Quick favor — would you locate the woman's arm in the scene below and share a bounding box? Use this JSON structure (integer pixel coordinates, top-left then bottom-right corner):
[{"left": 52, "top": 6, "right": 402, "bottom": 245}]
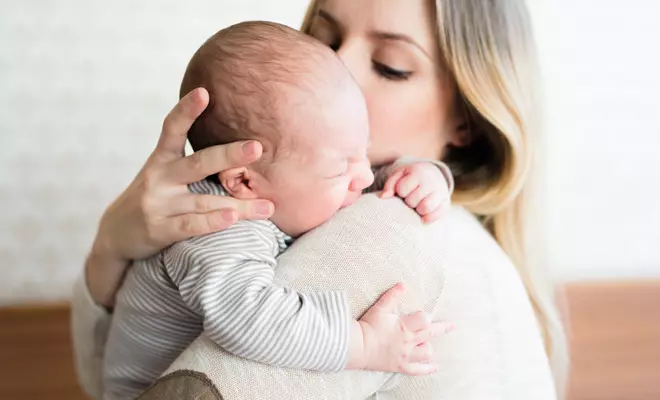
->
[{"left": 71, "top": 88, "right": 275, "bottom": 398}]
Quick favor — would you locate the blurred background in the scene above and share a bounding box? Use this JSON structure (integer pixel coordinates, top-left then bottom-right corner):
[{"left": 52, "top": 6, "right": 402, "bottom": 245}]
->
[{"left": 0, "top": 0, "right": 658, "bottom": 399}]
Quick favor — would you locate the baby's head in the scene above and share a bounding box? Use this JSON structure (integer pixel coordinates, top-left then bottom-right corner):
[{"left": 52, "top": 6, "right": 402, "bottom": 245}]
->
[{"left": 180, "top": 21, "right": 373, "bottom": 237}]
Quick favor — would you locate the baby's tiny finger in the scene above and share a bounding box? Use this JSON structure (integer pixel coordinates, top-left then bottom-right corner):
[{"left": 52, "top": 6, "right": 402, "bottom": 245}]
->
[
  {"left": 430, "top": 321, "right": 456, "bottom": 336},
  {"left": 422, "top": 209, "right": 444, "bottom": 224},
  {"left": 401, "top": 311, "right": 432, "bottom": 332},
  {"left": 382, "top": 169, "right": 406, "bottom": 198},
  {"left": 412, "top": 328, "right": 434, "bottom": 346},
  {"left": 409, "top": 343, "right": 434, "bottom": 363},
  {"left": 380, "top": 189, "right": 394, "bottom": 199},
  {"left": 399, "top": 362, "right": 438, "bottom": 376},
  {"left": 396, "top": 174, "right": 419, "bottom": 198},
  {"left": 368, "top": 283, "right": 407, "bottom": 314},
  {"left": 405, "top": 185, "right": 431, "bottom": 209},
  {"left": 416, "top": 193, "right": 442, "bottom": 216}
]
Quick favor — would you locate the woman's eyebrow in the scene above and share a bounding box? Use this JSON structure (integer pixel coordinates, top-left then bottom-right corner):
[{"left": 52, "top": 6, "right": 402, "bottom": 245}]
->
[
  {"left": 369, "top": 31, "right": 432, "bottom": 59},
  {"left": 318, "top": 9, "right": 431, "bottom": 59}
]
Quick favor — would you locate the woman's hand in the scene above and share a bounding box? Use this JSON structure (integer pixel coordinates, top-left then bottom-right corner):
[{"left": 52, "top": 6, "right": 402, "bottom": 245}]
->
[{"left": 86, "top": 88, "right": 274, "bottom": 307}]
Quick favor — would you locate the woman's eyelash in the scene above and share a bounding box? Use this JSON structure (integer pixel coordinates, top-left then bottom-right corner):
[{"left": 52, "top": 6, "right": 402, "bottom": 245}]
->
[
  {"left": 314, "top": 29, "right": 412, "bottom": 82},
  {"left": 372, "top": 61, "right": 413, "bottom": 81}
]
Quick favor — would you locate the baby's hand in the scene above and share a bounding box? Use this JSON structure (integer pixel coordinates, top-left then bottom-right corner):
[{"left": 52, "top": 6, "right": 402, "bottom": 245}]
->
[
  {"left": 346, "top": 283, "right": 454, "bottom": 375},
  {"left": 380, "top": 163, "right": 451, "bottom": 223}
]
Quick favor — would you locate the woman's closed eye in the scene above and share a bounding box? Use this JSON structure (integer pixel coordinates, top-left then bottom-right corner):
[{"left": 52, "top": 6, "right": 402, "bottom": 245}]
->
[{"left": 373, "top": 61, "right": 413, "bottom": 81}]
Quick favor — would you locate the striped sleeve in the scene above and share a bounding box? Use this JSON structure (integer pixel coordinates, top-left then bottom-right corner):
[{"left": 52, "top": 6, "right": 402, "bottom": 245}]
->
[{"left": 163, "top": 220, "right": 351, "bottom": 372}]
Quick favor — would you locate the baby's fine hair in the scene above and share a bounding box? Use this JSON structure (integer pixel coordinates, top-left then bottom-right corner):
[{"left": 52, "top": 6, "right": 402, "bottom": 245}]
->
[{"left": 180, "top": 21, "right": 347, "bottom": 165}]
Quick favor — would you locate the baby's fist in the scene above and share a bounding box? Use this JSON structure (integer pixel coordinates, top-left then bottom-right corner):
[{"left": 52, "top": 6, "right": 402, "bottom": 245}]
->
[{"left": 381, "top": 163, "right": 451, "bottom": 223}]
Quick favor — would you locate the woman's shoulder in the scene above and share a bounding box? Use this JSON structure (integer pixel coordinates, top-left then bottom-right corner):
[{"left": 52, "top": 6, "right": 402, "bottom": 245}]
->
[
  {"left": 329, "top": 195, "right": 554, "bottom": 396},
  {"left": 337, "top": 194, "right": 507, "bottom": 263},
  {"left": 437, "top": 208, "right": 555, "bottom": 398},
  {"left": 443, "top": 206, "right": 511, "bottom": 265}
]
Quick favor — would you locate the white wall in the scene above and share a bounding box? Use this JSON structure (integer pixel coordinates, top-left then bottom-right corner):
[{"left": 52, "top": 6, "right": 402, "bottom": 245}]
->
[
  {"left": 532, "top": 0, "right": 660, "bottom": 280},
  {"left": 0, "top": 0, "right": 310, "bottom": 304},
  {"left": 0, "top": 0, "right": 658, "bottom": 304}
]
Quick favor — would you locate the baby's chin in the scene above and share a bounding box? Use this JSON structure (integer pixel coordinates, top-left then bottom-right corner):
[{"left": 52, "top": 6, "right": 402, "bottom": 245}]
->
[{"left": 340, "top": 190, "right": 362, "bottom": 209}]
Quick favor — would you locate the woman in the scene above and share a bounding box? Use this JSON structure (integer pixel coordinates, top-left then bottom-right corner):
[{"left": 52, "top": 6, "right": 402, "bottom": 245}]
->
[{"left": 72, "top": 0, "right": 567, "bottom": 398}]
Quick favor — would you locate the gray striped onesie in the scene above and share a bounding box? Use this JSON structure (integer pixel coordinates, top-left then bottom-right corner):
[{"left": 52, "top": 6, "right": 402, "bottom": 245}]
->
[
  {"left": 102, "top": 160, "right": 452, "bottom": 400},
  {"left": 103, "top": 179, "right": 353, "bottom": 400}
]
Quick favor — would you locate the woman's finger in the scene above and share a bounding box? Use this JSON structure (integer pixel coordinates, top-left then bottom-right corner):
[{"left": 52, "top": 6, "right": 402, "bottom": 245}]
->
[
  {"left": 166, "top": 211, "right": 240, "bottom": 241},
  {"left": 408, "top": 343, "right": 434, "bottom": 363},
  {"left": 155, "top": 88, "right": 210, "bottom": 159},
  {"left": 173, "top": 194, "right": 274, "bottom": 220},
  {"left": 168, "top": 140, "right": 263, "bottom": 185},
  {"left": 400, "top": 311, "right": 432, "bottom": 332},
  {"left": 366, "top": 283, "right": 406, "bottom": 314},
  {"left": 399, "top": 362, "right": 438, "bottom": 376}
]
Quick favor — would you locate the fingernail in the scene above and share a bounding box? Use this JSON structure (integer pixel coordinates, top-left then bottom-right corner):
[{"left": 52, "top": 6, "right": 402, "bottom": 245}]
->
[
  {"left": 221, "top": 209, "right": 237, "bottom": 223},
  {"left": 242, "top": 141, "right": 257, "bottom": 157},
  {"left": 255, "top": 201, "right": 273, "bottom": 217}
]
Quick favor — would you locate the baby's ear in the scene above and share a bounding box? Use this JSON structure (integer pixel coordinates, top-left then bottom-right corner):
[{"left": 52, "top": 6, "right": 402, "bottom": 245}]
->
[{"left": 219, "top": 167, "right": 259, "bottom": 199}]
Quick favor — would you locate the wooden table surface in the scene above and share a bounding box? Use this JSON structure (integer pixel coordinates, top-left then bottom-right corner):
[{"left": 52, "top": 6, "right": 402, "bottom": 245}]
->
[
  {"left": 0, "top": 303, "right": 86, "bottom": 400},
  {"left": 1, "top": 280, "right": 659, "bottom": 400},
  {"left": 563, "top": 280, "right": 660, "bottom": 400}
]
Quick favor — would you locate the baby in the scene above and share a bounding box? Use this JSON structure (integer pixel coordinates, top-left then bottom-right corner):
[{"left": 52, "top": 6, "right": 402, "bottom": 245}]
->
[{"left": 103, "top": 21, "right": 453, "bottom": 400}]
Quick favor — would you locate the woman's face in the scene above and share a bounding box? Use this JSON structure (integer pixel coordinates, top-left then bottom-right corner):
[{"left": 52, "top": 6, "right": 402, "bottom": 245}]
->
[{"left": 308, "top": 0, "right": 462, "bottom": 166}]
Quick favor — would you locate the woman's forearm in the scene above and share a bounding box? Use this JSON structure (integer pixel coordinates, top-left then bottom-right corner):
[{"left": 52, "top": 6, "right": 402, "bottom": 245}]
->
[
  {"left": 72, "top": 266, "right": 115, "bottom": 399},
  {"left": 85, "top": 237, "right": 130, "bottom": 308}
]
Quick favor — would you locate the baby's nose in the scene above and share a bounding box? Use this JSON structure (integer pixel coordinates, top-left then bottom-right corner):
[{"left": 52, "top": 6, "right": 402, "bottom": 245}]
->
[{"left": 350, "top": 164, "right": 374, "bottom": 191}]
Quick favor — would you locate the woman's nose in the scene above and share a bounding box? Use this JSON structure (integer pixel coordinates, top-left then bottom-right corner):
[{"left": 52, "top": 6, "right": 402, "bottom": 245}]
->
[{"left": 336, "top": 40, "right": 368, "bottom": 89}]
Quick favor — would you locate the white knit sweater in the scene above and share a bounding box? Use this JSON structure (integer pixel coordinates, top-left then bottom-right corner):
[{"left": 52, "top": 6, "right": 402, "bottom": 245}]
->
[{"left": 72, "top": 194, "right": 556, "bottom": 399}]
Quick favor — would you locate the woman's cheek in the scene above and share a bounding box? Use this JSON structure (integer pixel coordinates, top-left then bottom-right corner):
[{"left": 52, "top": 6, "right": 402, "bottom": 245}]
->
[{"left": 367, "top": 97, "right": 411, "bottom": 158}]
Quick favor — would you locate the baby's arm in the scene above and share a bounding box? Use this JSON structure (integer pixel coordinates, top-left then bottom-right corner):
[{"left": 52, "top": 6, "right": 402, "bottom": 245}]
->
[
  {"left": 164, "top": 220, "right": 440, "bottom": 374},
  {"left": 371, "top": 158, "right": 454, "bottom": 223}
]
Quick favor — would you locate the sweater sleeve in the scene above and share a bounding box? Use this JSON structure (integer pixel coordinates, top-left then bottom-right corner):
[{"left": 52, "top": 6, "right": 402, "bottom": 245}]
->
[
  {"left": 71, "top": 272, "right": 112, "bottom": 400},
  {"left": 163, "top": 221, "right": 351, "bottom": 372}
]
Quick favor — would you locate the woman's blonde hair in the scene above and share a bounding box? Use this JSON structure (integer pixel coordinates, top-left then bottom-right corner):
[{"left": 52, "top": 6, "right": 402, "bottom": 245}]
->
[{"left": 302, "top": 0, "right": 569, "bottom": 394}]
